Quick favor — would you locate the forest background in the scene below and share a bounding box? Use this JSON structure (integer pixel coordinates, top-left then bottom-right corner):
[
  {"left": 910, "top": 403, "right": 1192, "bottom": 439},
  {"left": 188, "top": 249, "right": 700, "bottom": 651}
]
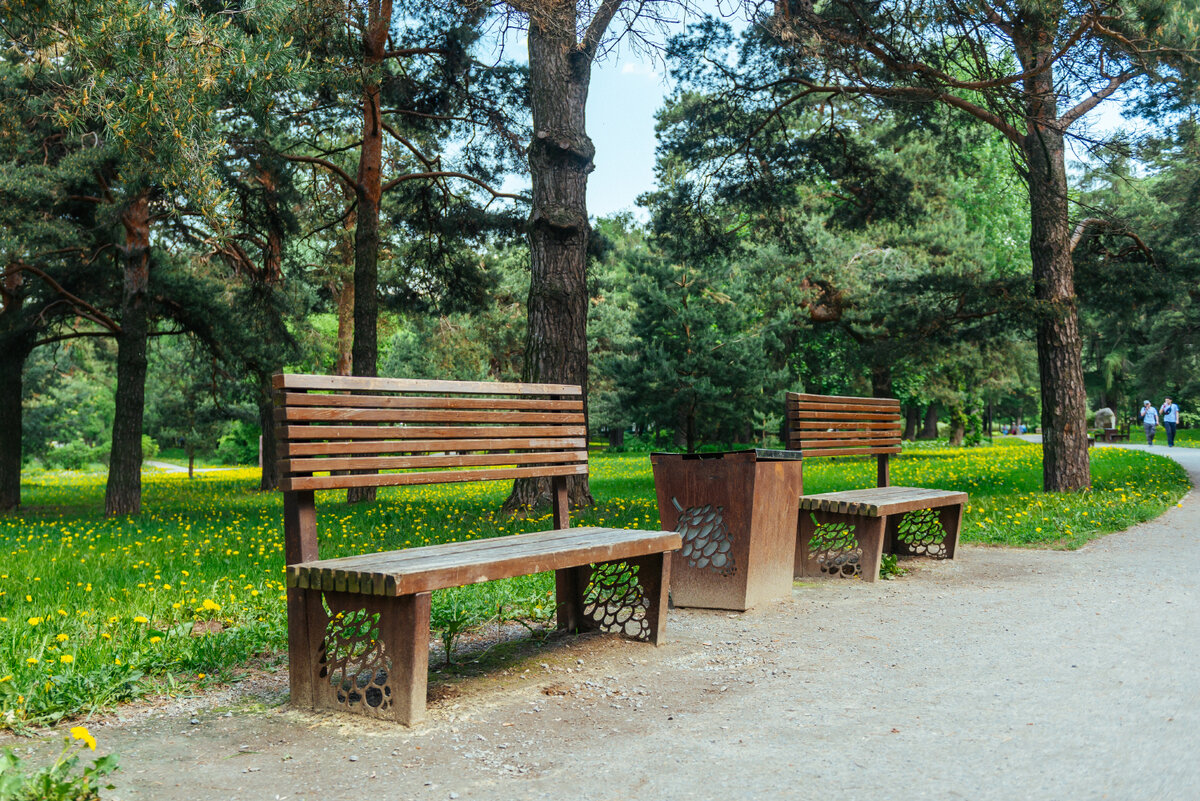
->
[{"left": 4, "top": 0, "right": 1200, "bottom": 516}]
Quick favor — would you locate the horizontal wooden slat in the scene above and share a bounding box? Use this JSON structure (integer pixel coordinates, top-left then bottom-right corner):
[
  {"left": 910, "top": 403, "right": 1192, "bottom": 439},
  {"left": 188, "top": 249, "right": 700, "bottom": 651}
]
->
[
  {"left": 786, "top": 392, "right": 900, "bottom": 408},
  {"left": 287, "top": 526, "right": 682, "bottom": 596},
  {"left": 788, "top": 438, "right": 901, "bottom": 449},
  {"left": 787, "top": 411, "right": 901, "bottom": 422},
  {"left": 786, "top": 400, "right": 902, "bottom": 414},
  {"left": 274, "top": 373, "right": 581, "bottom": 396},
  {"left": 281, "top": 424, "right": 588, "bottom": 441},
  {"left": 281, "top": 463, "right": 587, "bottom": 492},
  {"left": 281, "top": 392, "right": 583, "bottom": 412},
  {"left": 788, "top": 421, "right": 900, "bottom": 431},
  {"left": 785, "top": 430, "right": 901, "bottom": 440},
  {"left": 281, "top": 451, "right": 588, "bottom": 474},
  {"left": 277, "top": 407, "right": 585, "bottom": 425},
  {"left": 786, "top": 445, "right": 902, "bottom": 457},
  {"left": 281, "top": 437, "right": 587, "bottom": 456}
]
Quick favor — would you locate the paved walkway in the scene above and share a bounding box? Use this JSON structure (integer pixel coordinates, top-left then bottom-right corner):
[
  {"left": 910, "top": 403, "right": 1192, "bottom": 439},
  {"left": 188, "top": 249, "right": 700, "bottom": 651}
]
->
[{"left": 67, "top": 446, "right": 1200, "bottom": 800}]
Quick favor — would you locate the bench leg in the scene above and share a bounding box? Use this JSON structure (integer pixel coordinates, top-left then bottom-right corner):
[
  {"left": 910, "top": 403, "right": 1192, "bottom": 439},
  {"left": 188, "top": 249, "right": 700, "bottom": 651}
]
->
[
  {"left": 555, "top": 565, "right": 592, "bottom": 634},
  {"left": 287, "top": 587, "right": 318, "bottom": 710},
  {"left": 938, "top": 503, "right": 963, "bottom": 559},
  {"left": 890, "top": 505, "right": 963, "bottom": 560},
  {"left": 797, "top": 510, "right": 882, "bottom": 580},
  {"left": 299, "top": 589, "right": 431, "bottom": 726},
  {"left": 626, "top": 552, "right": 670, "bottom": 645},
  {"left": 558, "top": 556, "right": 670, "bottom": 644},
  {"left": 856, "top": 517, "right": 886, "bottom": 583}
]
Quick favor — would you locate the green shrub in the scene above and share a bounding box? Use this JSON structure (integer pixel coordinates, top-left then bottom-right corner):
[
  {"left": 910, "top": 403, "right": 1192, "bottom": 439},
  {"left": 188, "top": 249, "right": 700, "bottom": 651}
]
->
[
  {"left": 42, "top": 442, "right": 94, "bottom": 472},
  {"left": 215, "top": 421, "right": 259, "bottom": 465}
]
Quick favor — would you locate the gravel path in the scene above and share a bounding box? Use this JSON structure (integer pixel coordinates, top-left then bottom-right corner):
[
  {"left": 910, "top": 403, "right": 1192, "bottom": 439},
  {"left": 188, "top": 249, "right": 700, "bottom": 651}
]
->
[{"left": 35, "top": 444, "right": 1200, "bottom": 800}]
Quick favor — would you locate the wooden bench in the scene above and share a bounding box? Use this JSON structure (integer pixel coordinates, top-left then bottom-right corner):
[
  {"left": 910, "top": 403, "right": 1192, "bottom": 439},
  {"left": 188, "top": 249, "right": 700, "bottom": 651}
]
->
[
  {"left": 275, "top": 373, "right": 681, "bottom": 725},
  {"left": 785, "top": 392, "right": 968, "bottom": 582}
]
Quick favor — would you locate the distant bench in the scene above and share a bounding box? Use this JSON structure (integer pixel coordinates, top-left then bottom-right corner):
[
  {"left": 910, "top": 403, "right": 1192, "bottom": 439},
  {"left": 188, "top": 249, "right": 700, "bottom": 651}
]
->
[
  {"left": 785, "top": 392, "right": 967, "bottom": 582},
  {"left": 275, "top": 373, "right": 680, "bottom": 725}
]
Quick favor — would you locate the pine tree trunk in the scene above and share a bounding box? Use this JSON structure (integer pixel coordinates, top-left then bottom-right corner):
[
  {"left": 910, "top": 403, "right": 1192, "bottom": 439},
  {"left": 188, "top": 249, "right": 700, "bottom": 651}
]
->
[
  {"left": 0, "top": 340, "right": 30, "bottom": 512},
  {"left": 948, "top": 411, "right": 965, "bottom": 446},
  {"left": 333, "top": 274, "right": 354, "bottom": 376},
  {"left": 257, "top": 371, "right": 281, "bottom": 491},
  {"left": 347, "top": 0, "right": 391, "bottom": 505},
  {"left": 870, "top": 364, "right": 893, "bottom": 398},
  {"left": 918, "top": 404, "right": 939, "bottom": 439},
  {"left": 503, "top": 6, "right": 600, "bottom": 513},
  {"left": 105, "top": 193, "right": 151, "bottom": 517},
  {"left": 1022, "top": 72, "right": 1090, "bottom": 491}
]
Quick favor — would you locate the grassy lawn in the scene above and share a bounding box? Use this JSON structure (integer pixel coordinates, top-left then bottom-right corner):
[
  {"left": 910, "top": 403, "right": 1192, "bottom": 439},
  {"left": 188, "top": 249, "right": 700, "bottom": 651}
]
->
[{"left": 0, "top": 439, "right": 1188, "bottom": 729}]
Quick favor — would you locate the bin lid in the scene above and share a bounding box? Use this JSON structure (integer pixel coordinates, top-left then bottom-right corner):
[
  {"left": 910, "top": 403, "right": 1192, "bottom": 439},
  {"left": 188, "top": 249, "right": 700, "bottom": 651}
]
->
[{"left": 650, "top": 448, "right": 802, "bottom": 461}]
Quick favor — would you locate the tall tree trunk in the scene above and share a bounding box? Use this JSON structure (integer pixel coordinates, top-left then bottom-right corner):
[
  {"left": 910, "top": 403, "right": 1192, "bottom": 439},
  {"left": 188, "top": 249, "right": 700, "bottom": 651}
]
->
[
  {"left": 333, "top": 274, "right": 355, "bottom": 376},
  {"left": 902, "top": 405, "right": 919, "bottom": 441},
  {"left": 105, "top": 193, "right": 151, "bottom": 517},
  {"left": 257, "top": 371, "right": 281, "bottom": 491},
  {"left": 948, "top": 409, "right": 965, "bottom": 446},
  {"left": 504, "top": 4, "right": 605, "bottom": 513},
  {"left": 347, "top": 0, "right": 391, "bottom": 505},
  {"left": 918, "top": 403, "right": 939, "bottom": 439},
  {"left": 0, "top": 339, "right": 31, "bottom": 512},
  {"left": 1022, "top": 62, "right": 1090, "bottom": 491},
  {"left": 870, "top": 364, "right": 893, "bottom": 398}
]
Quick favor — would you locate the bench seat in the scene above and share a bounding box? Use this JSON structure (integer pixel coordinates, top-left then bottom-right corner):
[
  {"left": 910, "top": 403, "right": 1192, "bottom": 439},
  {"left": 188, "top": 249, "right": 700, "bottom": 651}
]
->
[
  {"left": 288, "top": 527, "right": 681, "bottom": 596},
  {"left": 797, "top": 487, "right": 968, "bottom": 518}
]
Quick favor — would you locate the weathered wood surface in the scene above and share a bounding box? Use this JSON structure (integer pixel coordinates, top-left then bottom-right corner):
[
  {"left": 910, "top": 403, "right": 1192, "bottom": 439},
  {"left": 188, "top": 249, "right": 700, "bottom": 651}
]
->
[
  {"left": 784, "top": 391, "right": 905, "bottom": 465},
  {"left": 274, "top": 373, "right": 582, "bottom": 396},
  {"left": 797, "top": 486, "right": 969, "bottom": 517},
  {"left": 274, "top": 373, "right": 589, "bottom": 492},
  {"left": 287, "top": 526, "right": 682, "bottom": 597}
]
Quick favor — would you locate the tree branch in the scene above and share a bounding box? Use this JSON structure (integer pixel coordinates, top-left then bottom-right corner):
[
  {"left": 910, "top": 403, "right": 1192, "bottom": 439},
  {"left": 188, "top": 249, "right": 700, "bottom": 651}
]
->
[
  {"left": 281, "top": 153, "right": 356, "bottom": 190},
  {"left": 1059, "top": 70, "right": 1136, "bottom": 129},
  {"left": 3, "top": 263, "right": 121, "bottom": 333},
  {"left": 582, "top": 0, "right": 623, "bottom": 60},
  {"left": 382, "top": 171, "right": 529, "bottom": 202}
]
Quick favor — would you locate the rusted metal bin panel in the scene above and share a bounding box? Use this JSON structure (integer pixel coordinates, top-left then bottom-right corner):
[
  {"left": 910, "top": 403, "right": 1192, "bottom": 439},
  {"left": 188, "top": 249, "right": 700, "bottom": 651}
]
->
[{"left": 650, "top": 450, "right": 803, "bottom": 611}]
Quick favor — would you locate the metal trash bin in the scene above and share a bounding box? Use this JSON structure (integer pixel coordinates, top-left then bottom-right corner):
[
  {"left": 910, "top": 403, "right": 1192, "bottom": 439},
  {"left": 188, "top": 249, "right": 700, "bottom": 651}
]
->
[{"left": 650, "top": 449, "right": 803, "bottom": 611}]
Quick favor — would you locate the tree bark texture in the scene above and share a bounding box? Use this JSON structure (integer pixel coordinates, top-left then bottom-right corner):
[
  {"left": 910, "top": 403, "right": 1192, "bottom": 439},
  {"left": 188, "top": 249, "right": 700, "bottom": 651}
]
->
[
  {"left": 918, "top": 404, "right": 939, "bottom": 439},
  {"left": 504, "top": 5, "right": 602, "bottom": 512},
  {"left": 0, "top": 340, "right": 31, "bottom": 512},
  {"left": 105, "top": 194, "right": 151, "bottom": 517},
  {"left": 902, "top": 405, "right": 918, "bottom": 441},
  {"left": 333, "top": 273, "right": 355, "bottom": 376},
  {"left": 347, "top": 0, "right": 391, "bottom": 505},
  {"left": 1019, "top": 52, "right": 1091, "bottom": 491},
  {"left": 257, "top": 371, "right": 281, "bottom": 491},
  {"left": 870, "top": 364, "right": 893, "bottom": 399}
]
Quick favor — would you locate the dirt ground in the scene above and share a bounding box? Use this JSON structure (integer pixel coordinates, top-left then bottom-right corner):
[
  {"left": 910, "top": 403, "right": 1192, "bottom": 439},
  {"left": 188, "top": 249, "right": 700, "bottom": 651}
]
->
[{"left": 7, "top": 442, "right": 1199, "bottom": 801}]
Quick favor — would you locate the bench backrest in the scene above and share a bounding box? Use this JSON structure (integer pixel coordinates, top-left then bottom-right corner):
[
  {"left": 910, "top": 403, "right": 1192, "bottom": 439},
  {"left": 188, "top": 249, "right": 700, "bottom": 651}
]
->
[
  {"left": 274, "top": 373, "right": 587, "bottom": 565},
  {"left": 784, "top": 392, "right": 902, "bottom": 487},
  {"left": 274, "top": 373, "right": 587, "bottom": 492}
]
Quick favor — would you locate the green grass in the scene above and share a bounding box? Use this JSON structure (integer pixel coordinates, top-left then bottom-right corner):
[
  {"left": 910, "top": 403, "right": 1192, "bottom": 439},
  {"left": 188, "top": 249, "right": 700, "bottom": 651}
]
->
[
  {"left": 0, "top": 440, "right": 1188, "bottom": 729},
  {"left": 1166, "top": 429, "right": 1200, "bottom": 447}
]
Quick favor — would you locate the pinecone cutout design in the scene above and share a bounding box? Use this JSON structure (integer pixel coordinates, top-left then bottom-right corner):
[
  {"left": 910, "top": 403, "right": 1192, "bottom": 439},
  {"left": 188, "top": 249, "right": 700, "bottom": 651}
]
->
[{"left": 672, "top": 498, "right": 736, "bottom": 576}]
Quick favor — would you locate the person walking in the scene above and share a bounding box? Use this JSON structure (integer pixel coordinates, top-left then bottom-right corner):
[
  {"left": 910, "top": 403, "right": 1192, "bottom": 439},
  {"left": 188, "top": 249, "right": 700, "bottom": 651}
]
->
[
  {"left": 1160, "top": 397, "right": 1180, "bottom": 447},
  {"left": 1139, "top": 400, "right": 1159, "bottom": 445}
]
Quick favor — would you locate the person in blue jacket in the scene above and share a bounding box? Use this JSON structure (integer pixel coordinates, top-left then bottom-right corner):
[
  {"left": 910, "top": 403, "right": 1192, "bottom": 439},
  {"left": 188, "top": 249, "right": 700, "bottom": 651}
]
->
[
  {"left": 1139, "top": 400, "right": 1159, "bottom": 445},
  {"left": 1160, "top": 397, "right": 1180, "bottom": 447}
]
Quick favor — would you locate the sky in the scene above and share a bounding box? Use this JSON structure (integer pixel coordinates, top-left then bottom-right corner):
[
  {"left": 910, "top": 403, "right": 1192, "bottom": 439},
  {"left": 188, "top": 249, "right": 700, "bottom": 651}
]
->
[{"left": 585, "top": 51, "right": 675, "bottom": 218}]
